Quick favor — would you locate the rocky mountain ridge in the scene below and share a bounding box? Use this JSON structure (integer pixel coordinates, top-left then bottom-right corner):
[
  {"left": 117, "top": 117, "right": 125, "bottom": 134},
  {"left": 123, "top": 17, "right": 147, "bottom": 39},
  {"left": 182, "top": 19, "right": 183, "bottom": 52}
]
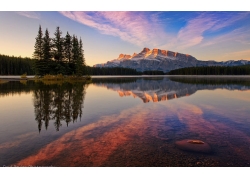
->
[{"left": 93, "top": 48, "right": 250, "bottom": 72}]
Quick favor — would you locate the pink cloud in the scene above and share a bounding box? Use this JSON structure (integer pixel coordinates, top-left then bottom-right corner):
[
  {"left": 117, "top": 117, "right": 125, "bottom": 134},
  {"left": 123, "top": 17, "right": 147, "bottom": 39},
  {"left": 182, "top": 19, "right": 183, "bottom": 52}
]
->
[
  {"left": 59, "top": 11, "right": 169, "bottom": 47},
  {"left": 159, "top": 13, "right": 218, "bottom": 51},
  {"left": 174, "top": 13, "right": 217, "bottom": 49}
]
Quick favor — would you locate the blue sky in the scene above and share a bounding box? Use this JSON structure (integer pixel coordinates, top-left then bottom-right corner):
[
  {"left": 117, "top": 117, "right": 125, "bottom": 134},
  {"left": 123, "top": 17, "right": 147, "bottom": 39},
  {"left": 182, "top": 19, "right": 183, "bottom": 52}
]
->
[{"left": 0, "top": 11, "right": 249, "bottom": 66}]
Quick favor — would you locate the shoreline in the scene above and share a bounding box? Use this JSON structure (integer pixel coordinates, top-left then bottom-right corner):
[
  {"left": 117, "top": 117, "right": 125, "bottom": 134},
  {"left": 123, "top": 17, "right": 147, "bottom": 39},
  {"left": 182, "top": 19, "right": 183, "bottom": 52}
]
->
[{"left": 1, "top": 75, "right": 250, "bottom": 81}]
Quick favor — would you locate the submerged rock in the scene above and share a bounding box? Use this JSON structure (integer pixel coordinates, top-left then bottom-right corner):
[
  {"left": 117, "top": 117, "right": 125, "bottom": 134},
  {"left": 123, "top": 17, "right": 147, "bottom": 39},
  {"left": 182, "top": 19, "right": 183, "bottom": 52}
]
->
[{"left": 175, "top": 139, "right": 212, "bottom": 153}]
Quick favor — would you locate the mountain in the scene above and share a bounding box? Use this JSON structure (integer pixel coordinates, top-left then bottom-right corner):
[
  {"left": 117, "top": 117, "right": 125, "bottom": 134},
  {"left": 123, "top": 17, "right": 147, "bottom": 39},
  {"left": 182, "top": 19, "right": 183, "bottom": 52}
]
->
[{"left": 93, "top": 48, "right": 250, "bottom": 72}]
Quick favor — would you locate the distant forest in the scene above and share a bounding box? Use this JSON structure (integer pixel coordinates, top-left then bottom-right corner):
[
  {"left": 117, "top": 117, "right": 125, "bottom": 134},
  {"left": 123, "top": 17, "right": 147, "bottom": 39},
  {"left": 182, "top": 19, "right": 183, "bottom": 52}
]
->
[
  {"left": 84, "top": 67, "right": 165, "bottom": 75},
  {"left": 0, "top": 54, "right": 35, "bottom": 75},
  {"left": 85, "top": 66, "right": 141, "bottom": 75},
  {"left": 168, "top": 65, "right": 250, "bottom": 75}
]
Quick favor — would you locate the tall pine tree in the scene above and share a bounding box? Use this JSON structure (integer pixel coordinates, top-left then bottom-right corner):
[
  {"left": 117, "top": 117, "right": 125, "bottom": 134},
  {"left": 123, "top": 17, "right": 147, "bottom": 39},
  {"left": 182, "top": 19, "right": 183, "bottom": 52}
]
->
[
  {"left": 39, "top": 28, "right": 52, "bottom": 75},
  {"left": 71, "top": 35, "right": 79, "bottom": 75},
  {"left": 43, "top": 28, "right": 52, "bottom": 62},
  {"left": 33, "top": 25, "right": 45, "bottom": 75},
  {"left": 79, "top": 38, "right": 85, "bottom": 66},
  {"left": 53, "top": 27, "right": 64, "bottom": 62},
  {"left": 76, "top": 38, "right": 85, "bottom": 76},
  {"left": 33, "top": 25, "right": 43, "bottom": 60},
  {"left": 64, "top": 31, "right": 72, "bottom": 63}
]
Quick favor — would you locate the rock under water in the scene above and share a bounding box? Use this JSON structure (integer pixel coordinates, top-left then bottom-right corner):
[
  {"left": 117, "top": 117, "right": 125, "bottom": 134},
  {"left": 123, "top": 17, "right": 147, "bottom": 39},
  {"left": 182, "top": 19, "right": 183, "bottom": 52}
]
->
[{"left": 175, "top": 139, "right": 212, "bottom": 153}]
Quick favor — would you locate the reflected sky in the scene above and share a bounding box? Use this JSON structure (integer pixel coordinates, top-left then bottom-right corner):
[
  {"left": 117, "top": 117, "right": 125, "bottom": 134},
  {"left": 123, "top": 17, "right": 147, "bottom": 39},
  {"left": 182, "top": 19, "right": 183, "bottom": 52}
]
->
[{"left": 1, "top": 77, "right": 250, "bottom": 166}]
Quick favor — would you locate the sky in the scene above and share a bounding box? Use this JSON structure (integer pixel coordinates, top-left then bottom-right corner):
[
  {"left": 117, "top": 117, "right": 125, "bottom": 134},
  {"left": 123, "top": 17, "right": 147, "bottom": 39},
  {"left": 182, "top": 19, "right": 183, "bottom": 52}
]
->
[{"left": 0, "top": 3, "right": 250, "bottom": 66}]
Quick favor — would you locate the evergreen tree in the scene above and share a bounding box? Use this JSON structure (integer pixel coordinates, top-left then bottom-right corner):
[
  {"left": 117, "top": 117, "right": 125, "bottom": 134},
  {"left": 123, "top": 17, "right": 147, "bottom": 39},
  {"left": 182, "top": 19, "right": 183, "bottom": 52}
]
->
[
  {"left": 33, "top": 25, "right": 43, "bottom": 60},
  {"left": 79, "top": 38, "right": 85, "bottom": 66},
  {"left": 37, "top": 28, "right": 52, "bottom": 75},
  {"left": 76, "top": 38, "right": 85, "bottom": 76},
  {"left": 71, "top": 35, "right": 79, "bottom": 74},
  {"left": 64, "top": 31, "right": 72, "bottom": 63},
  {"left": 71, "top": 35, "right": 79, "bottom": 64},
  {"left": 53, "top": 27, "right": 64, "bottom": 62},
  {"left": 43, "top": 28, "right": 52, "bottom": 61}
]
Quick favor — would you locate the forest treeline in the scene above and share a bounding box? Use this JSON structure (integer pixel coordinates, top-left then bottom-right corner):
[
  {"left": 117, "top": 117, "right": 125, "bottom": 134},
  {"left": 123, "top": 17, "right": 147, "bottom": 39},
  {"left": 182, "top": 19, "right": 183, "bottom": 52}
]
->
[
  {"left": 168, "top": 65, "right": 250, "bottom": 75},
  {"left": 85, "top": 67, "right": 166, "bottom": 75},
  {"left": 0, "top": 54, "right": 161, "bottom": 75},
  {"left": 0, "top": 54, "right": 35, "bottom": 75},
  {"left": 85, "top": 66, "right": 141, "bottom": 75}
]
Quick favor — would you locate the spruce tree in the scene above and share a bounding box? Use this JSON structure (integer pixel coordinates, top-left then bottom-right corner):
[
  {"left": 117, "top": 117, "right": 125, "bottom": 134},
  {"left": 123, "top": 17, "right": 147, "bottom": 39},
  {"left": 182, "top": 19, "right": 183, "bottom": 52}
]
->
[
  {"left": 79, "top": 38, "right": 85, "bottom": 66},
  {"left": 53, "top": 27, "right": 64, "bottom": 62},
  {"left": 39, "top": 28, "right": 52, "bottom": 75},
  {"left": 43, "top": 29, "right": 52, "bottom": 61},
  {"left": 33, "top": 25, "right": 43, "bottom": 60},
  {"left": 76, "top": 38, "right": 85, "bottom": 76},
  {"left": 71, "top": 35, "right": 79, "bottom": 74},
  {"left": 33, "top": 25, "right": 44, "bottom": 75},
  {"left": 71, "top": 35, "right": 79, "bottom": 64},
  {"left": 64, "top": 31, "right": 72, "bottom": 63}
]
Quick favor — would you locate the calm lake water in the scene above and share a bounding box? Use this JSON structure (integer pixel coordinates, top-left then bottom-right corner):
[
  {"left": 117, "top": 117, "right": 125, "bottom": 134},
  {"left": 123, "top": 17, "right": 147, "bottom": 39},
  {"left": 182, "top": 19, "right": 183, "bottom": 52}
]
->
[{"left": 1, "top": 76, "right": 250, "bottom": 167}]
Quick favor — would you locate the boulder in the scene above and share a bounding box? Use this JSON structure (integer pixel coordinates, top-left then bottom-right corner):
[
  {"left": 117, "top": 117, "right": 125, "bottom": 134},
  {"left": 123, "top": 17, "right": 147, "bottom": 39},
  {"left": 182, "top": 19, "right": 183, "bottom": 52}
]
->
[{"left": 175, "top": 139, "right": 212, "bottom": 153}]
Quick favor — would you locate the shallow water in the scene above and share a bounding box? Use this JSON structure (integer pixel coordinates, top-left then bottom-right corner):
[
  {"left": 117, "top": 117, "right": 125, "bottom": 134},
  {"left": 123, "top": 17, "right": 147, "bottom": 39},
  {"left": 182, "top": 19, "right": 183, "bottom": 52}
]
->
[{"left": 1, "top": 76, "right": 250, "bottom": 167}]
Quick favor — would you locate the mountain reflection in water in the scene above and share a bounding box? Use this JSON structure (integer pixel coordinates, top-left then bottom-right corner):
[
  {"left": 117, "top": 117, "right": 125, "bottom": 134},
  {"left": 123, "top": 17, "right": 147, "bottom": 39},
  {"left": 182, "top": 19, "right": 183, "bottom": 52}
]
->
[{"left": 92, "top": 77, "right": 250, "bottom": 103}]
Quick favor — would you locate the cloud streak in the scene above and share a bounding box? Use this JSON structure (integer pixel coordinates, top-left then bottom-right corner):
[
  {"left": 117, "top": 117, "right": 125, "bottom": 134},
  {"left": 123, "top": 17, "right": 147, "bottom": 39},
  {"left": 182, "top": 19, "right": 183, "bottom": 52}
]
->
[
  {"left": 59, "top": 11, "right": 169, "bottom": 47},
  {"left": 201, "top": 27, "right": 250, "bottom": 48},
  {"left": 167, "top": 12, "right": 250, "bottom": 50},
  {"left": 175, "top": 13, "right": 217, "bottom": 49},
  {"left": 16, "top": 11, "right": 40, "bottom": 19},
  {"left": 209, "top": 12, "right": 250, "bottom": 31}
]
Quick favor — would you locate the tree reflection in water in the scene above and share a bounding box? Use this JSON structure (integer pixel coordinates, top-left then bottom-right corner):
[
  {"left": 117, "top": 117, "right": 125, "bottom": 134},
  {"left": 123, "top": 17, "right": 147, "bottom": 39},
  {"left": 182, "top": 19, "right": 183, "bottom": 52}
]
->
[{"left": 33, "top": 82, "right": 86, "bottom": 132}]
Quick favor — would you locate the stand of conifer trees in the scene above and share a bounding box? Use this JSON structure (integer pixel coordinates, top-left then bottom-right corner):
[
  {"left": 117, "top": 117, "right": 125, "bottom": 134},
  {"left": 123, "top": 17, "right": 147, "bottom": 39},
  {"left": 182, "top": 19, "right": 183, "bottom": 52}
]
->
[
  {"left": 168, "top": 65, "right": 250, "bottom": 75},
  {"left": 33, "top": 25, "right": 86, "bottom": 76},
  {"left": 85, "top": 66, "right": 142, "bottom": 75},
  {"left": 0, "top": 54, "right": 35, "bottom": 75}
]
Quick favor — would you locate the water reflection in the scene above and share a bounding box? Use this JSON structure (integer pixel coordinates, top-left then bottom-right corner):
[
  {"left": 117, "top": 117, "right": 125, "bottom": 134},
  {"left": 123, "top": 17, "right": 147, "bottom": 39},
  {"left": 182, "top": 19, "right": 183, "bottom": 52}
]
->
[
  {"left": 0, "top": 80, "right": 35, "bottom": 97},
  {"left": 1, "top": 77, "right": 250, "bottom": 166},
  {"left": 92, "top": 77, "right": 250, "bottom": 103},
  {"left": 33, "top": 82, "right": 86, "bottom": 132}
]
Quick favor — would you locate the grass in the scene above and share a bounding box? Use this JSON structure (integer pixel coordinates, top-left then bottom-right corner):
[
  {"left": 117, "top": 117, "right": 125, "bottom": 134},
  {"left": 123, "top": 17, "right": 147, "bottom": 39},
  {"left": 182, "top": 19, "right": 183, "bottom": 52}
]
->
[
  {"left": 35, "top": 74, "right": 92, "bottom": 84},
  {"left": 20, "top": 73, "right": 27, "bottom": 79}
]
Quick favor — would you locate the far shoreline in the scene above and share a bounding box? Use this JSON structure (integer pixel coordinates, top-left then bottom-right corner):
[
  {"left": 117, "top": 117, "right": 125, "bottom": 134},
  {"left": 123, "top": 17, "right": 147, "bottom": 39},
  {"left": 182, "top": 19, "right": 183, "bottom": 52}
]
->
[{"left": 1, "top": 75, "right": 250, "bottom": 81}]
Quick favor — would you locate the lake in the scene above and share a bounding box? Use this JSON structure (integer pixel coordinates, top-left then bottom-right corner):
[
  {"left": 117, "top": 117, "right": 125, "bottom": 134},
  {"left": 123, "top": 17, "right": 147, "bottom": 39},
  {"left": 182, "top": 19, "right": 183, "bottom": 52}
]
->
[{"left": 1, "top": 76, "right": 250, "bottom": 167}]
